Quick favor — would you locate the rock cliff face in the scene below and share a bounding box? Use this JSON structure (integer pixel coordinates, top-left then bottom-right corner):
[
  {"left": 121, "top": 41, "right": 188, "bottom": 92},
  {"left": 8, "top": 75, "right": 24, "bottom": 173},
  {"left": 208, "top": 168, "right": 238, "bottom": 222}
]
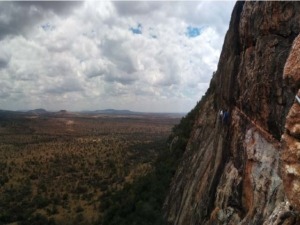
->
[{"left": 164, "top": 2, "right": 300, "bottom": 225}]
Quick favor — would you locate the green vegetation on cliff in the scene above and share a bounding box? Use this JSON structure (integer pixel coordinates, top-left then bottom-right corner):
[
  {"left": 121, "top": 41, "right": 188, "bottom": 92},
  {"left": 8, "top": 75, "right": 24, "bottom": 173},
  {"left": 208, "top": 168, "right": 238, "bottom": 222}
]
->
[{"left": 99, "top": 102, "right": 201, "bottom": 225}]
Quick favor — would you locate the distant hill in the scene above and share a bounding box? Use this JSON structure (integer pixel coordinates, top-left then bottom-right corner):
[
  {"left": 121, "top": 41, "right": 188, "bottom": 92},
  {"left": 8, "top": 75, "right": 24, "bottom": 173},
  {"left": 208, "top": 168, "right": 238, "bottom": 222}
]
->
[
  {"left": 0, "top": 109, "right": 18, "bottom": 118},
  {"left": 53, "top": 110, "right": 78, "bottom": 117},
  {"left": 56, "top": 110, "right": 68, "bottom": 114},
  {"left": 81, "top": 109, "right": 185, "bottom": 118},
  {"left": 92, "top": 109, "right": 135, "bottom": 115},
  {"left": 0, "top": 108, "right": 185, "bottom": 118},
  {"left": 27, "top": 108, "right": 48, "bottom": 115}
]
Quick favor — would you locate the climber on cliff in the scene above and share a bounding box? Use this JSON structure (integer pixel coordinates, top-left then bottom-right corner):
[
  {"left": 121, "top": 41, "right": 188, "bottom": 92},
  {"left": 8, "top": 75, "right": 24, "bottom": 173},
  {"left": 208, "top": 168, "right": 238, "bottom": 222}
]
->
[
  {"left": 222, "top": 110, "right": 230, "bottom": 125},
  {"left": 219, "top": 109, "right": 223, "bottom": 123},
  {"left": 295, "top": 95, "right": 300, "bottom": 104}
]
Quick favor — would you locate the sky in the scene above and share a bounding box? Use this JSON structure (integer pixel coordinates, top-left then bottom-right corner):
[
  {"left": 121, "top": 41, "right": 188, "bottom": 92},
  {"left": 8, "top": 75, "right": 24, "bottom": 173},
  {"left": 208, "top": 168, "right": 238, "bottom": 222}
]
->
[{"left": 0, "top": 1, "right": 236, "bottom": 113}]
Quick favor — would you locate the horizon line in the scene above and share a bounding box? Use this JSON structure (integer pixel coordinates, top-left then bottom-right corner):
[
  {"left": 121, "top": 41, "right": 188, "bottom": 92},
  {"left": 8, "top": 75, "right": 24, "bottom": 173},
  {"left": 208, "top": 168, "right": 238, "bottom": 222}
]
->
[{"left": 0, "top": 108, "right": 188, "bottom": 115}]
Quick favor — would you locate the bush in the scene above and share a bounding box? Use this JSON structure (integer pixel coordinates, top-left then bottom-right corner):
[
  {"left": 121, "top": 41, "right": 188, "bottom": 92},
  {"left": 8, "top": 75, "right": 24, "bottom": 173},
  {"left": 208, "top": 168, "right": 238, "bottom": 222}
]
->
[
  {"left": 18, "top": 213, "right": 56, "bottom": 225},
  {"left": 33, "top": 195, "right": 50, "bottom": 209},
  {"left": 98, "top": 102, "right": 201, "bottom": 225}
]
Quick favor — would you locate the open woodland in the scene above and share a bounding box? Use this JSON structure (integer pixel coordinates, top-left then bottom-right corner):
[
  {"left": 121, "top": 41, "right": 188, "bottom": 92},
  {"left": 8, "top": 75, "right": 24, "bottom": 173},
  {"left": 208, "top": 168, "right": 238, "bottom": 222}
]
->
[{"left": 0, "top": 112, "right": 181, "bottom": 225}]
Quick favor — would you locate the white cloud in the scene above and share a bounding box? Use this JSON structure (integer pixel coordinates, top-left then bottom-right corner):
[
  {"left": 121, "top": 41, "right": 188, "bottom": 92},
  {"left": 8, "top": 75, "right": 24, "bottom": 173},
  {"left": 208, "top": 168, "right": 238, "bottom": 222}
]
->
[{"left": 0, "top": 1, "right": 235, "bottom": 112}]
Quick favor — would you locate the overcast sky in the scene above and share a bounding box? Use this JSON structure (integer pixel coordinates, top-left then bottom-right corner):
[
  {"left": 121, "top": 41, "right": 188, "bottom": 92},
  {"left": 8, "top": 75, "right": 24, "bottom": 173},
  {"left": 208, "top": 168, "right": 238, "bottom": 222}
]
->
[{"left": 0, "top": 1, "right": 235, "bottom": 113}]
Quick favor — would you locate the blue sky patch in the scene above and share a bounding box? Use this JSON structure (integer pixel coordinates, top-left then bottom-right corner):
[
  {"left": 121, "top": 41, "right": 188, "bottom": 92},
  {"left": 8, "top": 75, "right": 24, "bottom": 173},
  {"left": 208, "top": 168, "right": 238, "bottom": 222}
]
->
[
  {"left": 130, "top": 23, "right": 142, "bottom": 34},
  {"left": 41, "top": 23, "right": 54, "bottom": 32},
  {"left": 186, "top": 26, "right": 202, "bottom": 38}
]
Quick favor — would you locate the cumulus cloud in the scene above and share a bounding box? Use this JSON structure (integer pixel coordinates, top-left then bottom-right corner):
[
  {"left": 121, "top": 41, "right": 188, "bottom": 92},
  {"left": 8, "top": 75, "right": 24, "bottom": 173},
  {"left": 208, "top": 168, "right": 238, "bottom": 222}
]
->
[
  {"left": 0, "top": 0, "right": 235, "bottom": 112},
  {"left": 0, "top": 2, "right": 82, "bottom": 39},
  {"left": 0, "top": 49, "right": 10, "bottom": 69},
  {"left": 16, "top": 1, "right": 83, "bottom": 16},
  {"left": 114, "top": 2, "right": 162, "bottom": 16},
  {"left": 45, "top": 77, "right": 83, "bottom": 94}
]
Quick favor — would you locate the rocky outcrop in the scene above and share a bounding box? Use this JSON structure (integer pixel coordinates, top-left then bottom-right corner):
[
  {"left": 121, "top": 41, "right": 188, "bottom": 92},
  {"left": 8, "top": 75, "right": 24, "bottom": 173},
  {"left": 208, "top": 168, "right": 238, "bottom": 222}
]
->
[
  {"left": 164, "top": 2, "right": 300, "bottom": 225},
  {"left": 281, "top": 35, "right": 300, "bottom": 213}
]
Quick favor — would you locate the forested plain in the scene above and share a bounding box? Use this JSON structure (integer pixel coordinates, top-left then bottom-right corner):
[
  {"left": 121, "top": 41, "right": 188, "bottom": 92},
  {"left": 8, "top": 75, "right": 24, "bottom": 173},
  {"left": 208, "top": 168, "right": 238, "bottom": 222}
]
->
[{"left": 0, "top": 108, "right": 198, "bottom": 225}]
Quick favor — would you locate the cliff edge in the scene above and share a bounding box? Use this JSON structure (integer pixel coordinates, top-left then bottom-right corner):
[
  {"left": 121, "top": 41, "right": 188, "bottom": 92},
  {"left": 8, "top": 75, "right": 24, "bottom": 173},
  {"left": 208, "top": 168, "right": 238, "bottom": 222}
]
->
[{"left": 164, "top": 2, "right": 300, "bottom": 225}]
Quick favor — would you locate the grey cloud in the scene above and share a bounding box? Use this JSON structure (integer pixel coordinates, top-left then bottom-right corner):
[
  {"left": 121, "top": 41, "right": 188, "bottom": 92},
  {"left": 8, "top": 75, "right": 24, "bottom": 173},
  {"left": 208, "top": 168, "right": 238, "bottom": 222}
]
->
[
  {"left": 0, "top": 1, "right": 235, "bottom": 112},
  {"left": 99, "top": 36, "right": 142, "bottom": 85},
  {"left": 16, "top": 1, "right": 83, "bottom": 16},
  {"left": 0, "top": 60, "right": 7, "bottom": 69},
  {"left": 113, "top": 2, "right": 161, "bottom": 16},
  {"left": 7, "top": 62, "right": 38, "bottom": 81},
  {"left": 0, "top": 92, "right": 10, "bottom": 98},
  {"left": 82, "top": 60, "right": 108, "bottom": 79},
  {"left": 11, "top": 72, "right": 37, "bottom": 81},
  {"left": 85, "top": 68, "right": 105, "bottom": 79},
  {"left": 162, "top": 57, "right": 181, "bottom": 86},
  {"left": 44, "top": 59, "right": 75, "bottom": 78},
  {"left": 101, "top": 38, "right": 137, "bottom": 74},
  {"left": 0, "top": 81, "right": 11, "bottom": 98},
  {"left": 135, "top": 88, "right": 152, "bottom": 97},
  {"left": 46, "top": 39, "right": 73, "bottom": 53},
  {"left": 46, "top": 86, "right": 80, "bottom": 95},
  {"left": 0, "top": 2, "right": 43, "bottom": 39},
  {"left": 103, "top": 83, "right": 129, "bottom": 97},
  {"left": 104, "top": 67, "right": 138, "bottom": 85},
  {"left": 0, "top": 1, "right": 82, "bottom": 39},
  {"left": 45, "top": 77, "right": 83, "bottom": 94},
  {"left": 0, "top": 57, "right": 9, "bottom": 69}
]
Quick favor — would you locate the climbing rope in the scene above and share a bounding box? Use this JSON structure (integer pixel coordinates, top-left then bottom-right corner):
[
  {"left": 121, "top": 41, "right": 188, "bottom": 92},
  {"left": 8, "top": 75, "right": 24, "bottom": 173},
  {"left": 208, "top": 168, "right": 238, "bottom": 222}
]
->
[{"left": 233, "top": 106, "right": 281, "bottom": 147}]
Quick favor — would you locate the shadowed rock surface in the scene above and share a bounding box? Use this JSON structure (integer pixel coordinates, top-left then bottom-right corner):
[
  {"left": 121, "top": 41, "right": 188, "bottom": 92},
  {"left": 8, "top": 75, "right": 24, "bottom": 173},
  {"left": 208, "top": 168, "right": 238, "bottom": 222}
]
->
[{"left": 164, "top": 2, "right": 300, "bottom": 224}]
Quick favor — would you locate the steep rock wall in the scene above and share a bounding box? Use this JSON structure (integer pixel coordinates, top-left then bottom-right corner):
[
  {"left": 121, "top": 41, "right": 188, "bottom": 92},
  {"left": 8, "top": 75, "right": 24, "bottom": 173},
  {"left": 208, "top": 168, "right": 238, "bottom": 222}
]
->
[
  {"left": 282, "top": 35, "right": 300, "bottom": 213},
  {"left": 164, "top": 2, "right": 300, "bottom": 225}
]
